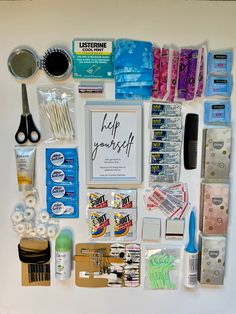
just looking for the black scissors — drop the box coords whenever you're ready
[15,84,41,144]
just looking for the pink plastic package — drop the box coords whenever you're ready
[157,48,169,99]
[196,47,204,97]
[166,50,180,102]
[152,47,161,98]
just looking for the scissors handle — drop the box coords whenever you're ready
[26,113,41,143]
[15,115,28,144]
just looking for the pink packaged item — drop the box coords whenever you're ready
[200,182,229,235]
[152,47,161,98]
[157,48,169,99]
[196,47,204,97]
[167,50,180,102]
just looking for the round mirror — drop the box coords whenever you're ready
[8,48,38,79]
[43,48,72,79]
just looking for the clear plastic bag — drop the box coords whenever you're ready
[145,247,181,290]
[38,85,76,143]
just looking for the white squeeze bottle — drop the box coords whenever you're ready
[184,210,198,288]
[55,229,72,280]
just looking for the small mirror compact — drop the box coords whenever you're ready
[8,46,72,80]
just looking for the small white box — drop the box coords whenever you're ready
[142,217,161,242]
[165,219,185,239]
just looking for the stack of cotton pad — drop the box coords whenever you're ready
[114,39,153,100]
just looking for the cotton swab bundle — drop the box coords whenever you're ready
[41,98,75,141]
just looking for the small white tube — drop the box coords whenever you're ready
[15,146,36,191]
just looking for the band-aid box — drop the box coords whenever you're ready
[200,182,229,235]
[198,234,226,285]
[201,128,231,179]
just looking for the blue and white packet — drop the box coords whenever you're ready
[151,129,183,142]
[204,100,231,125]
[207,50,233,75]
[151,141,182,152]
[46,168,78,185]
[47,185,78,202]
[114,39,153,100]
[114,39,153,69]
[150,152,180,164]
[205,75,233,97]
[46,148,78,169]
[46,148,79,218]
[47,200,79,218]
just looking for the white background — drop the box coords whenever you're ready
[0,1,236,314]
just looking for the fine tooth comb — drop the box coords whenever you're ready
[184,113,199,170]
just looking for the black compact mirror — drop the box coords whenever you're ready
[8,46,72,80]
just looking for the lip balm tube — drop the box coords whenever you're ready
[15,146,36,191]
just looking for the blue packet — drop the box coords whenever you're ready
[46,168,78,185]
[114,39,153,70]
[114,67,152,75]
[116,90,151,100]
[205,75,233,97]
[151,129,183,142]
[151,141,182,152]
[207,50,233,75]
[204,100,231,125]
[116,73,153,83]
[116,81,153,87]
[47,185,78,202]
[152,117,182,129]
[150,164,180,183]
[47,200,79,218]
[150,152,180,164]
[46,148,78,169]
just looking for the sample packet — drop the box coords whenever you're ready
[150,152,180,164]
[151,129,183,142]
[204,100,231,125]
[46,148,78,169]
[207,50,233,75]
[113,208,137,241]
[152,117,182,129]
[205,75,233,97]
[88,209,112,240]
[150,164,180,183]
[151,141,182,152]
[151,102,181,116]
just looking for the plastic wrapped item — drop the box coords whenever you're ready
[151,102,181,117]
[87,189,110,209]
[152,47,161,98]
[145,247,181,290]
[88,208,112,240]
[166,50,180,102]
[113,208,137,241]
[11,202,59,239]
[111,190,136,209]
[157,48,169,99]
[204,100,231,125]
[205,75,233,97]
[38,85,75,143]
[114,39,153,100]
[207,49,233,75]
[151,129,183,142]
[196,47,205,97]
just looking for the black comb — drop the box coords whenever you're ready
[184,113,199,169]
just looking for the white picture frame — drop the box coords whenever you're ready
[85,101,143,185]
